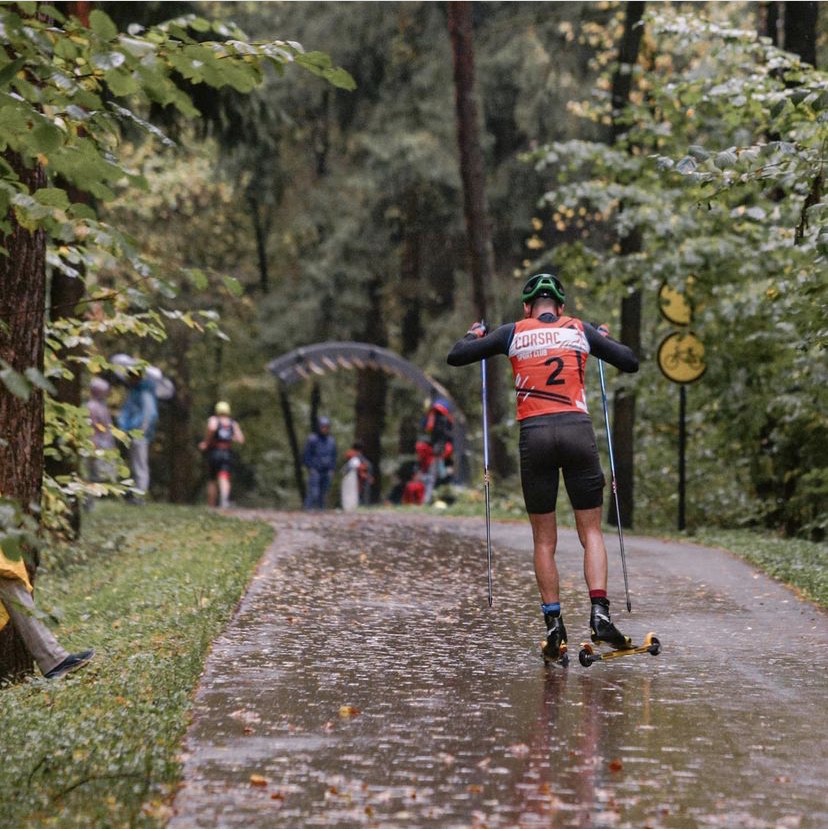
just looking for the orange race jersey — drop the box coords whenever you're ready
[447,312,639,422]
[508,316,590,419]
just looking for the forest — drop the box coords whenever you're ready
[1,0,826,557]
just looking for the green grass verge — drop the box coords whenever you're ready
[689,527,828,608]
[0,503,273,829]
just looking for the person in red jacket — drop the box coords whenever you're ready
[447,273,639,664]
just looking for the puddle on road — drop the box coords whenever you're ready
[171,516,826,829]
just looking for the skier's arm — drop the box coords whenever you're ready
[446,323,515,366]
[584,323,639,373]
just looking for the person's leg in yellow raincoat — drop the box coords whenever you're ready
[0,546,94,680]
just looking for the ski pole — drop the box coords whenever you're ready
[598,359,632,613]
[480,347,494,608]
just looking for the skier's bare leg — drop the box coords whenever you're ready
[574,506,608,593]
[529,511,559,603]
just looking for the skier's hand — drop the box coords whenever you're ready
[466,321,488,338]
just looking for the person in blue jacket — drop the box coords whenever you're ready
[116,362,159,500]
[302,416,338,510]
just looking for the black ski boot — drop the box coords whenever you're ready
[542,612,568,665]
[589,598,632,650]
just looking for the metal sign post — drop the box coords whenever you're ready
[657,282,705,531]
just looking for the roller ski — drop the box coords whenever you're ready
[578,598,661,667]
[541,612,569,667]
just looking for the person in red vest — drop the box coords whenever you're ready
[414,396,454,503]
[447,272,639,664]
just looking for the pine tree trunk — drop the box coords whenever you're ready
[447,1,513,479]
[607,2,646,530]
[0,152,47,681]
[784,2,818,67]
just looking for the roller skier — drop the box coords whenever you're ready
[447,273,640,664]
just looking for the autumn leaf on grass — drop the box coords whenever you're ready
[608,758,624,773]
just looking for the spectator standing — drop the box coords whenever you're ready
[342,440,374,508]
[415,397,455,503]
[114,356,158,501]
[302,416,337,510]
[85,376,117,489]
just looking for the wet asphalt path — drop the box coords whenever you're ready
[169,510,827,828]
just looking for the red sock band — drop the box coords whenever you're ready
[589,590,607,600]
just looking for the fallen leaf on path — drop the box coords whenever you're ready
[250,774,268,787]
[339,704,361,718]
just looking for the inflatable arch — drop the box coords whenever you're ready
[267,342,468,499]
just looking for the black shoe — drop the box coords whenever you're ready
[590,598,631,649]
[542,613,568,662]
[45,649,95,680]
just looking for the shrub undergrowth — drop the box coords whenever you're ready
[0,503,273,828]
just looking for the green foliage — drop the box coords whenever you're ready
[0,1,352,543]
[527,7,827,539]
[0,503,273,828]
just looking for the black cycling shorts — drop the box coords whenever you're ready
[207,448,234,478]
[518,412,605,514]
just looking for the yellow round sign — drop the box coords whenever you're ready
[658,283,692,326]
[657,331,706,384]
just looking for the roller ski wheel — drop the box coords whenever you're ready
[541,639,569,667]
[579,632,662,667]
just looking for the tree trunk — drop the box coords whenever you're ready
[247,193,270,293]
[0,152,48,680]
[784,2,818,67]
[610,2,646,144]
[354,276,388,503]
[609,234,642,530]
[398,221,423,455]
[447,0,512,479]
[759,1,781,44]
[607,2,646,530]
[165,325,195,503]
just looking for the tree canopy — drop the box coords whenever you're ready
[2,0,825,547]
